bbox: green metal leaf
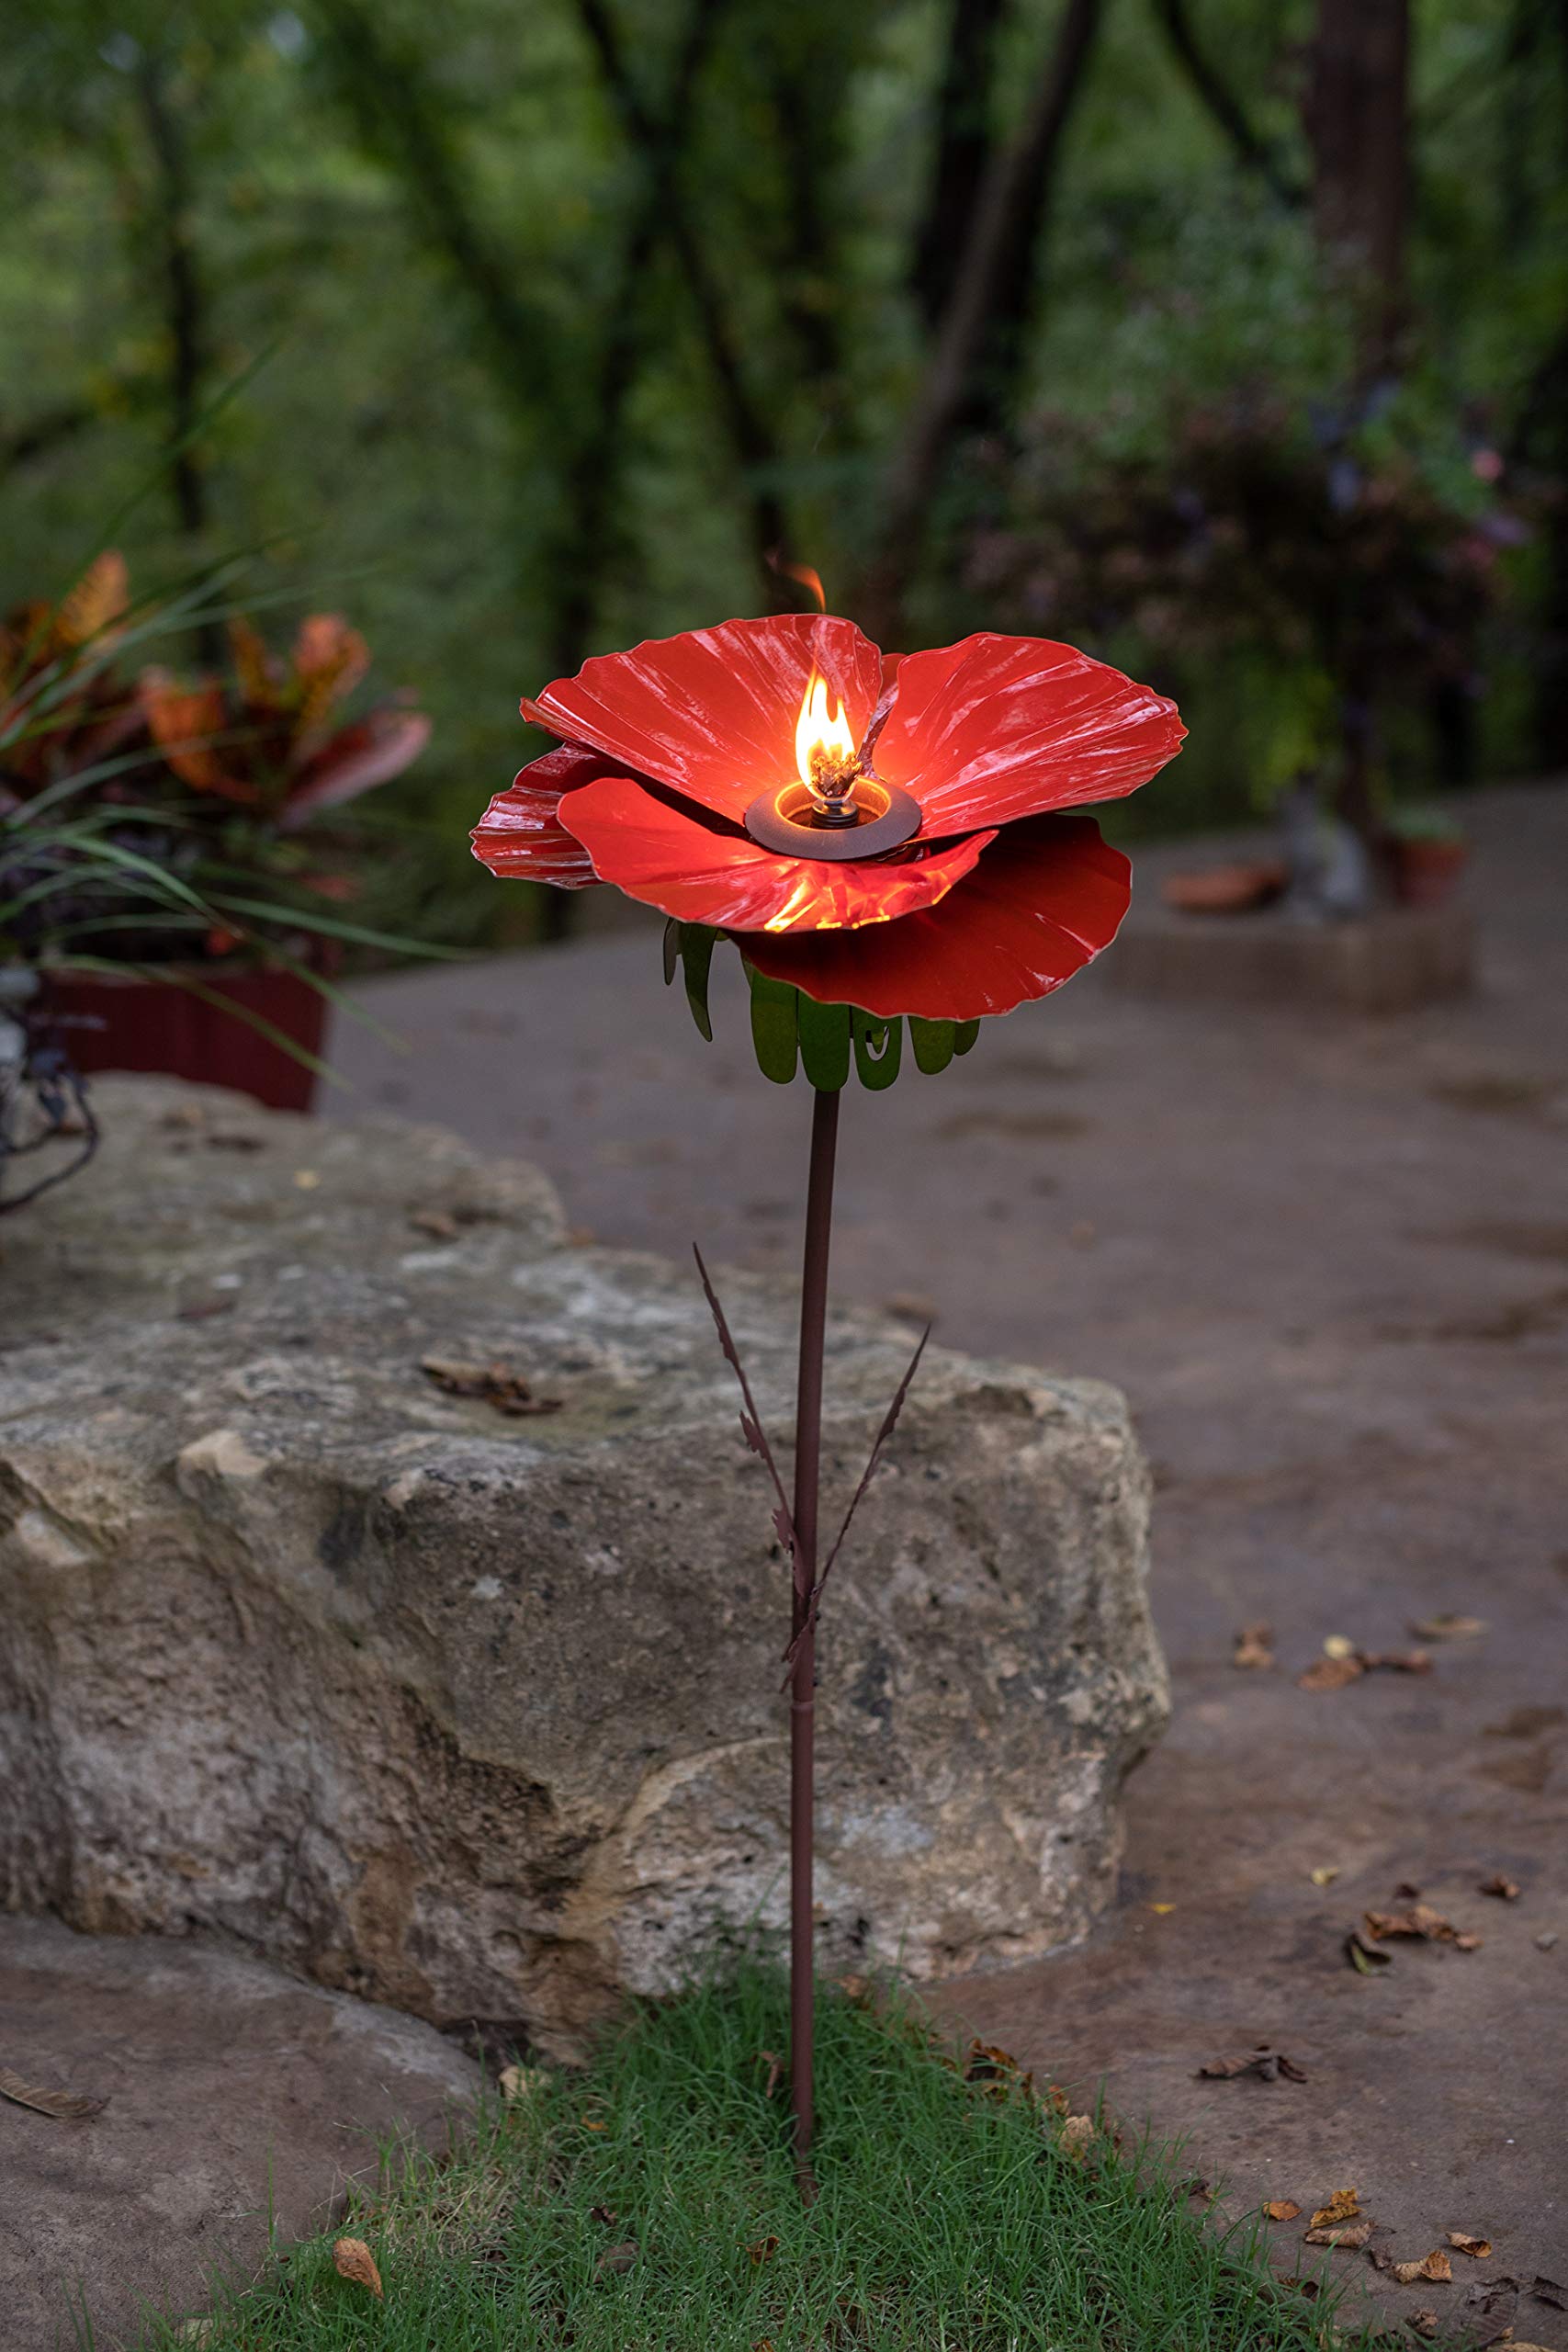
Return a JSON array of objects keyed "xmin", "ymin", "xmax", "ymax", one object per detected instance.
[
  {"xmin": 953, "ymin": 1019, "xmax": 981, "ymax": 1056},
  {"xmin": 662, "ymin": 918, "xmax": 680, "ymax": 987},
  {"xmin": 748, "ymin": 967, "xmax": 799, "ymax": 1084},
  {"xmin": 852, "ymin": 1009, "xmax": 903, "ymax": 1091},
  {"xmin": 908, "ymin": 1016, "xmax": 955, "ymax": 1075},
  {"xmin": 796, "ymin": 995, "xmax": 852, "ymax": 1092},
  {"xmin": 678, "ymin": 922, "xmax": 716, "ymax": 1042}
]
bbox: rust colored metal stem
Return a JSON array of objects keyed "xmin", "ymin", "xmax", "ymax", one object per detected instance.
[{"xmin": 790, "ymin": 1083, "xmax": 839, "ymax": 2187}]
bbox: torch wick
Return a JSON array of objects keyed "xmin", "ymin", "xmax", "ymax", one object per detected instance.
[{"xmin": 807, "ymin": 747, "xmax": 863, "ymax": 828}]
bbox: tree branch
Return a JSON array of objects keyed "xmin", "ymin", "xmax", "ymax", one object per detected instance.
[
  {"xmin": 571, "ymin": 0, "xmax": 789, "ymax": 581},
  {"xmin": 1150, "ymin": 0, "xmax": 1304, "ymax": 209},
  {"xmin": 860, "ymin": 0, "xmax": 1104, "ymax": 641},
  {"xmin": 313, "ymin": 0, "xmax": 558, "ymax": 407}
]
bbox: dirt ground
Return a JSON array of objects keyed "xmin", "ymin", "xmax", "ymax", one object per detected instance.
[{"xmin": 325, "ymin": 780, "xmax": 1568, "ymax": 2335}]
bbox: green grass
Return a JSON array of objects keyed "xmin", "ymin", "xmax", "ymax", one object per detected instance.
[{"xmin": 131, "ymin": 1962, "xmax": 1368, "ymax": 2352}]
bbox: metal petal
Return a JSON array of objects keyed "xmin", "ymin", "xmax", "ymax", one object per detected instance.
[
  {"xmin": 739, "ymin": 813, "xmax": 1131, "ymax": 1022},
  {"xmin": 469, "ymin": 745, "xmax": 608, "ymax": 887},
  {"xmin": 558, "ymin": 774, "xmax": 993, "ymax": 933},
  {"xmin": 525, "ymin": 614, "xmax": 886, "ymax": 824},
  {"xmin": 874, "ymin": 633, "xmax": 1183, "ymax": 838}
]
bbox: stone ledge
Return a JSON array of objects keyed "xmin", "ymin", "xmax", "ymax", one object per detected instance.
[
  {"xmin": 0, "ymin": 1078, "xmax": 1168, "ymax": 2052},
  {"xmin": 1109, "ymin": 902, "xmax": 1474, "ymax": 1014}
]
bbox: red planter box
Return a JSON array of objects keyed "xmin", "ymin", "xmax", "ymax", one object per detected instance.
[{"xmin": 47, "ymin": 963, "xmax": 328, "ymax": 1113}]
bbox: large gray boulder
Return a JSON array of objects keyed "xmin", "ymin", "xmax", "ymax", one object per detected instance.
[{"xmin": 0, "ymin": 1079, "xmax": 1167, "ymax": 2052}]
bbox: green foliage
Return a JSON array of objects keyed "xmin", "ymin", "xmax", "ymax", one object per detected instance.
[
  {"xmin": 2, "ymin": 0, "xmax": 1563, "ymax": 950},
  {"xmin": 667, "ymin": 923, "xmax": 980, "ymax": 1091},
  {"xmin": 127, "ymin": 1961, "xmax": 1384, "ymax": 2352}
]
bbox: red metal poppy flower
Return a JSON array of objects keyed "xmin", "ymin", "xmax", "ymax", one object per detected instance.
[{"xmin": 471, "ymin": 614, "xmax": 1182, "ymax": 1022}]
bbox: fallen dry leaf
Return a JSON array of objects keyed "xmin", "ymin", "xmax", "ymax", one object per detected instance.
[
  {"xmin": 420, "ymin": 1355, "xmax": 562, "ymax": 1417},
  {"xmin": 1300, "ymin": 1654, "xmax": 1365, "ymax": 1691},
  {"xmin": 0, "ymin": 2068, "xmax": 107, "ymax": 2120},
  {"xmin": 1234, "ymin": 1623, "xmax": 1276, "ymax": 1670},
  {"xmin": 1359, "ymin": 1648, "xmax": 1433, "ymax": 1675},
  {"xmin": 1409, "ymin": 2311, "xmax": 1440, "ymax": 2337},
  {"xmin": 1310, "ymin": 2189, "xmax": 1362, "ymax": 2229},
  {"xmin": 1363, "ymin": 1905, "xmax": 1480, "ymax": 1949},
  {"xmin": 1532, "ymin": 2277, "xmax": 1567, "ymax": 2311},
  {"xmin": 1265, "ymin": 2199, "xmax": 1303, "ymax": 2222},
  {"xmin": 1447, "ymin": 2233, "xmax": 1494, "ymax": 2259},
  {"xmin": 596, "ymin": 2241, "xmax": 638, "ymax": 2276},
  {"xmin": 836, "ymin": 1974, "xmax": 872, "ymax": 2005},
  {"xmin": 1346, "ymin": 1930, "xmax": 1393, "ymax": 1973},
  {"xmin": 581, "ymin": 2115, "xmax": 608, "ymax": 2132},
  {"xmin": 965, "ymin": 2040, "xmax": 1022, "ymax": 2081},
  {"xmin": 1198, "ymin": 2049, "xmax": 1307, "ymax": 2084},
  {"xmin": 589, "ymin": 2204, "xmax": 616, "ymax": 2227},
  {"xmin": 1479, "ymin": 1877, "xmax": 1520, "ymax": 1901},
  {"xmin": 498, "ymin": 2064, "xmax": 547, "ymax": 2100},
  {"xmin": 748, "ymin": 2235, "xmax": 780, "ymax": 2265},
  {"xmin": 1410, "ymin": 1612, "xmax": 1486, "ymax": 1641},
  {"xmin": 1057, "ymin": 2113, "xmax": 1096, "ymax": 2162},
  {"xmin": 333, "ymin": 2238, "xmax": 383, "ymax": 2299},
  {"xmin": 1393, "ymin": 2252, "xmax": 1453, "ymax": 2286},
  {"xmin": 1306, "ymin": 2220, "xmax": 1374, "ymax": 2250}
]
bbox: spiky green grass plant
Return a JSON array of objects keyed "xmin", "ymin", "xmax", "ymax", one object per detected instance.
[{"xmin": 126, "ymin": 1963, "xmax": 1368, "ymax": 2352}]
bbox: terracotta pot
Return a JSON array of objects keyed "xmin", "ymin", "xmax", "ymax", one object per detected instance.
[
  {"xmin": 1161, "ymin": 858, "xmax": 1288, "ymax": 915},
  {"xmin": 1390, "ymin": 835, "xmax": 1469, "ymax": 908},
  {"xmin": 45, "ymin": 959, "xmax": 330, "ymax": 1112}
]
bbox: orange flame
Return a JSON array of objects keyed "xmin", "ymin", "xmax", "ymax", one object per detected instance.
[
  {"xmin": 795, "ymin": 671, "xmax": 855, "ymax": 797},
  {"xmin": 769, "ymin": 554, "xmax": 827, "ymax": 612}
]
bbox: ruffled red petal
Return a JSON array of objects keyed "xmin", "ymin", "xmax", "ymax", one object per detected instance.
[
  {"xmin": 874, "ymin": 634, "xmax": 1183, "ymax": 837},
  {"xmin": 524, "ymin": 614, "xmax": 885, "ymax": 823},
  {"xmin": 558, "ymin": 773, "xmax": 994, "ymax": 933},
  {"xmin": 737, "ymin": 813, "xmax": 1130, "ymax": 1021},
  {"xmin": 469, "ymin": 744, "xmax": 609, "ymax": 887}
]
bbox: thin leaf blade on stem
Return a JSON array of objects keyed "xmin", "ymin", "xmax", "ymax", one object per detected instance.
[{"xmin": 693, "ymin": 1245, "xmax": 795, "ymax": 1554}]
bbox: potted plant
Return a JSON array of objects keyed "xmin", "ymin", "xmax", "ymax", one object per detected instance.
[
  {"xmin": 1, "ymin": 553, "xmax": 431, "ymax": 1114},
  {"xmin": 1382, "ymin": 802, "xmax": 1470, "ymax": 906}
]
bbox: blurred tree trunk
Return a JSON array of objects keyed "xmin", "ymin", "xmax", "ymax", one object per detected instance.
[
  {"xmin": 910, "ymin": 0, "xmax": 1009, "ymax": 331},
  {"xmin": 1304, "ymin": 0, "xmax": 1409, "ymax": 846},
  {"xmin": 1514, "ymin": 322, "xmax": 1568, "ymax": 772},
  {"xmin": 1512, "ymin": 2, "xmax": 1568, "ymax": 770},
  {"xmin": 133, "ymin": 53, "xmax": 225, "ymax": 667},
  {"xmin": 135, "ymin": 54, "xmax": 209, "ymax": 548},
  {"xmin": 860, "ymin": 0, "xmax": 1103, "ymax": 645},
  {"xmin": 1303, "ymin": 0, "xmax": 1410, "ymax": 374}
]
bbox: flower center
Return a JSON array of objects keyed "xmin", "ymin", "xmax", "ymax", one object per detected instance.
[
  {"xmin": 744, "ymin": 763, "xmax": 922, "ymax": 862},
  {"xmin": 740, "ymin": 665, "xmax": 923, "ymax": 861}
]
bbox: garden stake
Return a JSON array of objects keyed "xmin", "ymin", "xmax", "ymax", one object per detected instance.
[
  {"xmin": 788, "ymin": 1082, "xmax": 839, "ymax": 2184},
  {"xmin": 470, "ymin": 601, "xmax": 1184, "ymax": 2207}
]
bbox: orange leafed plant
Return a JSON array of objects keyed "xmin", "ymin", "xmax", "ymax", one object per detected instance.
[{"xmin": 142, "ymin": 612, "xmax": 430, "ymax": 830}]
